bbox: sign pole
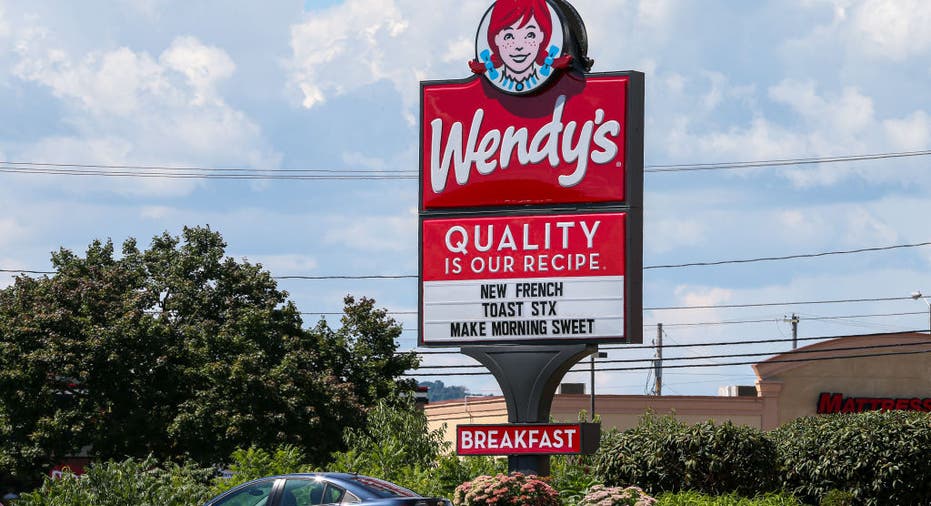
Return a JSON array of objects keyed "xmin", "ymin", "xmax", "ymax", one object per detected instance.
[
  {"xmin": 461, "ymin": 344, "xmax": 594, "ymax": 475},
  {"xmin": 417, "ymin": 0, "xmax": 644, "ymax": 479}
]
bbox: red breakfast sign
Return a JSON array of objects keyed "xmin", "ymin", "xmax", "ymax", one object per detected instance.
[
  {"xmin": 457, "ymin": 424, "xmax": 584, "ymax": 455},
  {"xmin": 421, "ymin": 74, "xmax": 635, "ymax": 209}
]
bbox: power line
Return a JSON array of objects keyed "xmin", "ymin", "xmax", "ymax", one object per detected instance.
[
  {"xmin": 1, "ymin": 266, "xmax": 920, "ymax": 317},
  {"xmin": 300, "ymin": 309, "xmax": 928, "ymax": 328},
  {"xmin": 412, "ymin": 335, "xmax": 931, "ymax": 371},
  {"xmin": 406, "ymin": 346, "xmax": 931, "ymax": 377},
  {"xmin": 643, "ymin": 149, "xmax": 931, "ymax": 173},
  {"xmin": 646, "ymin": 296, "xmax": 912, "ymax": 311},
  {"xmin": 2, "ymin": 148, "xmax": 929, "ymax": 179},
  {"xmin": 406, "ymin": 329, "xmax": 928, "ymax": 356},
  {"xmin": 278, "ymin": 275, "xmax": 417, "ymax": 280},
  {"xmin": 0, "ymin": 166, "xmax": 415, "ymax": 180},
  {"xmin": 644, "ymin": 242, "xmax": 931, "ymax": 270},
  {"xmin": 5, "ymin": 240, "xmax": 929, "ymax": 279}
]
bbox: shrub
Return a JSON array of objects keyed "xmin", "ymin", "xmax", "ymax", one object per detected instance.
[
  {"xmin": 769, "ymin": 410, "xmax": 931, "ymax": 505},
  {"xmin": 453, "ymin": 472, "xmax": 560, "ymax": 506},
  {"xmin": 579, "ymin": 484, "xmax": 657, "ymax": 505},
  {"xmin": 431, "ymin": 454, "xmax": 507, "ymax": 499},
  {"xmin": 210, "ymin": 445, "xmax": 312, "ymax": 495},
  {"xmin": 14, "ymin": 456, "xmax": 214, "ymax": 506},
  {"xmin": 595, "ymin": 414, "xmax": 778, "ymax": 496},
  {"xmin": 656, "ymin": 491, "xmax": 803, "ymax": 505},
  {"xmin": 325, "ymin": 399, "xmax": 453, "ymax": 496},
  {"xmin": 818, "ymin": 490, "xmax": 853, "ymax": 506},
  {"xmin": 549, "ymin": 454, "xmax": 602, "ymax": 503}
]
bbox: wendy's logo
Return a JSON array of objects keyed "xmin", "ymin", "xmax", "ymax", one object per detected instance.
[{"xmin": 470, "ymin": 0, "xmax": 573, "ymax": 95}]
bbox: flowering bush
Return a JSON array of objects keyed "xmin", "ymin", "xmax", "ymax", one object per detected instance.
[
  {"xmin": 453, "ymin": 472, "xmax": 560, "ymax": 506},
  {"xmin": 578, "ymin": 484, "xmax": 657, "ymax": 506}
]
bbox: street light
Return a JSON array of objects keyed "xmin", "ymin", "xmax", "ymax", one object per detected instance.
[{"xmin": 911, "ymin": 291, "xmax": 931, "ymax": 333}]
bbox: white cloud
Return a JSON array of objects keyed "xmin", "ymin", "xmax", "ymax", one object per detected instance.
[
  {"xmin": 661, "ymin": 76, "xmax": 931, "ymax": 189},
  {"xmin": 636, "ymin": 0, "xmax": 674, "ymax": 30},
  {"xmin": 323, "ymin": 211, "xmax": 416, "ymax": 253},
  {"xmin": 9, "ymin": 29, "xmax": 279, "ymax": 196},
  {"xmin": 768, "ymin": 79, "xmax": 873, "ymax": 137},
  {"xmin": 649, "ymin": 217, "xmax": 705, "ymax": 255},
  {"xmin": 0, "ymin": 2, "xmax": 9, "ymax": 40},
  {"xmin": 160, "ymin": 36, "xmax": 235, "ymax": 106},
  {"xmin": 851, "ymin": 0, "xmax": 931, "ymax": 60},
  {"xmin": 14, "ymin": 45, "xmax": 166, "ymax": 116},
  {"xmin": 288, "ymin": 0, "xmax": 487, "ymax": 111},
  {"xmin": 0, "ymin": 218, "xmax": 28, "ymax": 249},
  {"xmin": 675, "ymin": 285, "xmax": 734, "ymax": 308},
  {"xmin": 245, "ymin": 254, "xmax": 319, "ymax": 274},
  {"xmin": 882, "ymin": 111, "xmax": 931, "ymax": 150}
]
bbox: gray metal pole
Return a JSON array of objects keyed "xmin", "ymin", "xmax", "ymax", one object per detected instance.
[
  {"xmin": 590, "ymin": 353, "xmax": 595, "ymax": 422},
  {"xmin": 655, "ymin": 324, "xmax": 663, "ymax": 396}
]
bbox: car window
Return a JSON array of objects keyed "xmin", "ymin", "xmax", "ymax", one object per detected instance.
[
  {"xmin": 281, "ymin": 478, "xmax": 327, "ymax": 506},
  {"xmin": 341, "ymin": 491, "xmax": 361, "ymax": 504},
  {"xmin": 322, "ymin": 484, "xmax": 344, "ymax": 504},
  {"xmin": 348, "ymin": 476, "xmax": 419, "ymax": 498},
  {"xmin": 213, "ymin": 481, "xmax": 274, "ymax": 506}
]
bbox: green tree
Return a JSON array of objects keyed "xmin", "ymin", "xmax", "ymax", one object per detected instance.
[
  {"xmin": 0, "ymin": 226, "xmax": 415, "ymax": 487},
  {"xmin": 313, "ymin": 296, "xmax": 420, "ymax": 410}
]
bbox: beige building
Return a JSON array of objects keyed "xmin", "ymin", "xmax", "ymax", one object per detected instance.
[{"xmin": 425, "ymin": 332, "xmax": 931, "ymax": 444}]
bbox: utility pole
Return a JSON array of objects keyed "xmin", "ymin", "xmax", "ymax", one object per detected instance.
[
  {"xmin": 589, "ymin": 350, "xmax": 607, "ymax": 421},
  {"xmin": 785, "ymin": 314, "xmax": 799, "ymax": 349},
  {"xmin": 653, "ymin": 323, "xmax": 663, "ymax": 396}
]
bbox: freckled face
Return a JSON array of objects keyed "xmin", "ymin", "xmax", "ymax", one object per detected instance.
[{"xmin": 493, "ymin": 15, "xmax": 543, "ymax": 75}]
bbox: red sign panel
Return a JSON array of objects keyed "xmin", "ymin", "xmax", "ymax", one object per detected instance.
[
  {"xmin": 457, "ymin": 424, "xmax": 584, "ymax": 455},
  {"xmin": 422, "ymin": 212, "xmax": 625, "ymax": 282},
  {"xmin": 817, "ymin": 392, "xmax": 931, "ymax": 414},
  {"xmin": 420, "ymin": 212, "xmax": 627, "ymax": 345},
  {"xmin": 421, "ymin": 74, "xmax": 634, "ymax": 210}
]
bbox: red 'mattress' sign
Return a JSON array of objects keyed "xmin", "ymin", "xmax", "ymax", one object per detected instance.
[
  {"xmin": 421, "ymin": 73, "xmax": 640, "ymax": 210},
  {"xmin": 817, "ymin": 392, "xmax": 931, "ymax": 414},
  {"xmin": 420, "ymin": 212, "xmax": 627, "ymax": 345},
  {"xmin": 457, "ymin": 424, "xmax": 587, "ymax": 455}
]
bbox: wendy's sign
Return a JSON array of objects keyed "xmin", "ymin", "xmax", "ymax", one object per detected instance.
[
  {"xmin": 421, "ymin": 0, "xmax": 643, "ymax": 211},
  {"xmin": 472, "ymin": 0, "xmax": 568, "ymax": 95},
  {"xmin": 418, "ymin": 0, "xmax": 643, "ymax": 347},
  {"xmin": 421, "ymin": 74, "xmax": 642, "ymax": 210}
]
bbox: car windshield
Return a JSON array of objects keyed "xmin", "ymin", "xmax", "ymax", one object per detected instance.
[{"xmin": 349, "ymin": 476, "xmax": 419, "ymax": 498}]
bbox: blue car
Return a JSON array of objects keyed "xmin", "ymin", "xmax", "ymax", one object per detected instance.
[{"xmin": 203, "ymin": 473, "xmax": 452, "ymax": 506}]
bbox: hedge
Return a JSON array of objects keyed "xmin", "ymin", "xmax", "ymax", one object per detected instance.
[
  {"xmin": 595, "ymin": 414, "xmax": 779, "ymax": 496},
  {"xmin": 769, "ymin": 410, "xmax": 931, "ymax": 505}
]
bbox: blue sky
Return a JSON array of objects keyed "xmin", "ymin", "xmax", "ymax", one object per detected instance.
[{"xmin": 1, "ymin": 0, "xmax": 930, "ymax": 396}]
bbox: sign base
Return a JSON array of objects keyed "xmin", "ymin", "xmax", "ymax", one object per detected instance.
[{"xmin": 461, "ymin": 344, "xmax": 595, "ymax": 475}]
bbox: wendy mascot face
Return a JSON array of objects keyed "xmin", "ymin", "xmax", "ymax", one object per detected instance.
[{"xmin": 474, "ymin": 0, "xmax": 566, "ymax": 94}]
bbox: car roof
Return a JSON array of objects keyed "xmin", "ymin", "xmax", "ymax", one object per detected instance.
[{"xmin": 221, "ymin": 472, "xmax": 422, "ymax": 500}]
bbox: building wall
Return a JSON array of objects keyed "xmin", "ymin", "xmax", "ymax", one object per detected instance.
[
  {"xmin": 426, "ymin": 393, "xmax": 767, "ymax": 447},
  {"xmin": 425, "ymin": 333, "xmax": 931, "ymax": 444},
  {"xmin": 753, "ymin": 332, "xmax": 931, "ymax": 427}
]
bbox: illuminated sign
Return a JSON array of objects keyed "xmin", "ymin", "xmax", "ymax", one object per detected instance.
[
  {"xmin": 417, "ymin": 0, "xmax": 643, "ymax": 347},
  {"xmin": 420, "ymin": 212, "xmax": 630, "ymax": 345},
  {"xmin": 420, "ymin": 74, "xmax": 641, "ymax": 210},
  {"xmin": 457, "ymin": 423, "xmax": 599, "ymax": 455}
]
